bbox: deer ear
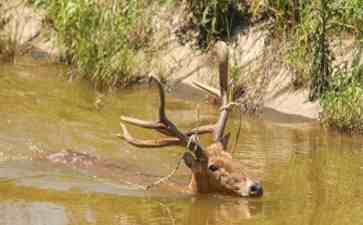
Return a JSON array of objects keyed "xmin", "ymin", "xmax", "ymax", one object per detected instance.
[
  {"xmin": 220, "ymin": 133, "xmax": 231, "ymax": 150},
  {"xmin": 183, "ymin": 152, "xmax": 196, "ymax": 169}
]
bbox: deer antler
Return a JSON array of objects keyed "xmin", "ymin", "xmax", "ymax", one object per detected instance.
[
  {"xmin": 119, "ymin": 75, "xmax": 208, "ymax": 159},
  {"xmin": 119, "ymin": 123, "xmax": 182, "ymax": 147},
  {"xmin": 118, "ymin": 123, "xmax": 216, "ymax": 147},
  {"xmin": 121, "ymin": 116, "xmax": 216, "ymax": 137},
  {"xmin": 120, "ymin": 41, "xmax": 231, "ymax": 155},
  {"xmin": 210, "ymin": 41, "xmax": 230, "ymax": 142},
  {"xmin": 192, "ymin": 81, "xmax": 220, "ymax": 98}
]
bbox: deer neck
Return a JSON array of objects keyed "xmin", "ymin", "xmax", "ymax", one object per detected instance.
[{"xmin": 188, "ymin": 165, "xmax": 211, "ymax": 193}]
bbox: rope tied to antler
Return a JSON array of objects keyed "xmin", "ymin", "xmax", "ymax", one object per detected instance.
[{"xmin": 186, "ymin": 133, "xmax": 201, "ymax": 152}]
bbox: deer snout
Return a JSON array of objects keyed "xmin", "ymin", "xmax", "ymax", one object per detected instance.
[
  {"xmin": 248, "ymin": 182, "xmax": 263, "ymax": 197},
  {"xmin": 232, "ymin": 177, "xmax": 263, "ymax": 197}
]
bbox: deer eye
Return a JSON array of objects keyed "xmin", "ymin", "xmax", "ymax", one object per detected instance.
[{"xmin": 208, "ymin": 165, "xmax": 219, "ymax": 172}]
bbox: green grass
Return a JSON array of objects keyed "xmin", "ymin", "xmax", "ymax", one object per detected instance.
[
  {"xmin": 29, "ymin": 0, "xmax": 157, "ymax": 89},
  {"xmin": 185, "ymin": 0, "xmax": 249, "ymax": 47},
  {"xmin": 0, "ymin": 3, "xmax": 15, "ymax": 63},
  {"xmin": 320, "ymin": 64, "xmax": 363, "ymax": 134},
  {"xmin": 24, "ymin": 0, "xmax": 363, "ymax": 133}
]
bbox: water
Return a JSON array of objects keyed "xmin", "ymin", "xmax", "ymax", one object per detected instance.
[{"xmin": 0, "ymin": 57, "xmax": 363, "ymax": 225}]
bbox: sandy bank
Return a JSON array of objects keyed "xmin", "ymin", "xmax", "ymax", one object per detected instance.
[{"xmin": 1, "ymin": 1, "xmax": 321, "ymax": 120}]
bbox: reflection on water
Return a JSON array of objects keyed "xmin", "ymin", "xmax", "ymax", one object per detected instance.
[
  {"xmin": 0, "ymin": 57, "xmax": 363, "ymax": 225},
  {"xmin": 0, "ymin": 202, "xmax": 68, "ymax": 225},
  {"xmin": 0, "ymin": 181, "xmax": 261, "ymax": 225}
]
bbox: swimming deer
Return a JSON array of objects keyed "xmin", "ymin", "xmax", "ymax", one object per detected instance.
[{"xmin": 119, "ymin": 41, "xmax": 263, "ymax": 197}]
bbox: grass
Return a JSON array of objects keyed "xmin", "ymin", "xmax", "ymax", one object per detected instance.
[
  {"xmin": 12, "ymin": 0, "xmax": 363, "ymax": 133},
  {"xmin": 249, "ymin": 0, "xmax": 363, "ymax": 133},
  {"xmin": 29, "ymin": 0, "xmax": 159, "ymax": 89},
  {"xmin": 320, "ymin": 64, "xmax": 363, "ymax": 133},
  {"xmin": 184, "ymin": 0, "xmax": 249, "ymax": 47},
  {"xmin": 0, "ymin": 2, "xmax": 15, "ymax": 63}
]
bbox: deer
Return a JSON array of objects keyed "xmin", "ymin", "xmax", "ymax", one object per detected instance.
[{"xmin": 119, "ymin": 41, "xmax": 263, "ymax": 198}]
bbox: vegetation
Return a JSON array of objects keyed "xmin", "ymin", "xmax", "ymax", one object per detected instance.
[
  {"xmin": 29, "ymin": 0, "xmax": 158, "ymax": 88},
  {"xmin": 185, "ymin": 0, "xmax": 249, "ymax": 47},
  {"xmin": 307, "ymin": 0, "xmax": 362, "ymax": 132},
  {"xmin": 0, "ymin": 0, "xmax": 361, "ymax": 133},
  {"xmin": 320, "ymin": 69, "xmax": 363, "ymax": 133},
  {"xmin": 320, "ymin": 46, "xmax": 363, "ymax": 133},
  {"xmin": 307, "ymin": 0, "xmax": 334, "ymax": 101},
  {"xmin": 249, "ymin": 0, "xmax": 363, "ymax": 132},
  {"xmin": 184, "ymin": 0, "xmax": 363, "ymax": 133},
  {"xmin": 0, "ymin": 2, "xmax": 15, "ymax": 62}
]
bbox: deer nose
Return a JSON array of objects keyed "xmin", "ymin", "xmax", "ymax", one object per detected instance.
[{"xmin": 249, "ymin": 182, "xmax": 263, "ymax": 197}]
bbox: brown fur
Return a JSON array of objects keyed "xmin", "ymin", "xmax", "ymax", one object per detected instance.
[{"xmin": 184, "ymin": 142, "xmax": 259, "ymax": 197}]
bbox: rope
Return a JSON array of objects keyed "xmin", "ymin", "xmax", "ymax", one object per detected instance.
[
  {"xmin": 119, "ymin": 153, "xmax": 185, "ymax": 191},
  {"xmin": 186, "ymin": 133, "xmax": 200, "ymax": 152},
  {"xmin": 126, "ymin": 134, "xmax": 201, "ymax": 191},
  {"xmin": 144, "ymin": 154, "xmax": 184, "ymax": 190}
]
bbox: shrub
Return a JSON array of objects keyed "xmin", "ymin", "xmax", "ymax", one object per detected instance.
[
  {"xmin": 0, "ymin": 3, "xmax": 15, "ymax": 63},
  {"xmin": 185, "ymin": 0, "xmax": 249, "ymax": 47},
  {"xmin": 251, "ymin": 0, "xmax": 363, "ymax": 88},
  {"xmin": 30, "ymin": 0, "xmax": 155, "ymax": 88},
  {"xmin": 320, "ymin": 68, "xmax": 363, "ymax": 133},
  {"xmin": 307, "ymin": 0, "xmax": 335, "ymax": 101}
]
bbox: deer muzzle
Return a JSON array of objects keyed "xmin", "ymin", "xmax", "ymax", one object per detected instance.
[
  {"xmin": 248, "ymin": 182, "xmax": 263, "ymax": 197},
  {"xmin": 227, "ymin": 176, "xmax": 263, "ymax": 198}
]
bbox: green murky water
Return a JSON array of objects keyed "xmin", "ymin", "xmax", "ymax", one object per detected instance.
[{"xmin": 0, "ymin": 57, "xmax": 363, "ymax": 225}]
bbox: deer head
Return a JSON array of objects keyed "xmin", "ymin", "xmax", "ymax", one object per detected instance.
[{"xmin": 119, "ymin": 41, "xmax": 263, "ymax": 197}]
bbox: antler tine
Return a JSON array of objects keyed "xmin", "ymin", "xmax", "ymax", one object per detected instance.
[
  {"xmin": 153, "ymin": 75, "xmax": 167, "ymax": 121},
  {"xmin": 192, "ymin": 81, "xmax": 220, "ymax": 98},
  {"xmin": 121, "ymin": 115, "xmax": 214, "ymax": 135},
  {"xmin": 119, "ymin": 123, "xmax": 182, "ymax": 147},
  {"xmin": 120, "ymin": 75, "xmax": 206, "ymax": 160},
  {"xmin": 120, "ymin": 116, "xmax": 165, "ymax": 129},
  {"xmin": 213, "ymin": 41, "xmax": 230, "ymax": 142},
  {"xmin": 120, "ymin": 75, "xmax": 171, "ymax": 136},
  {"xmin": 186, "ymin": 124, "xmax": 216, "ymax": 136},
  {"xmin": 119, "ymin": 122, "xmax": 215, "ymax": 148},
  {"xmin": 150, "ymin": 75, "xmax": 206, "ymax": 159}
]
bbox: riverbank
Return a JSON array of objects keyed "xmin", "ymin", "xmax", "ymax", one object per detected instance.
[{"xmin": 1, "ymin": 0, "xmax": 362, "ymax": 124}]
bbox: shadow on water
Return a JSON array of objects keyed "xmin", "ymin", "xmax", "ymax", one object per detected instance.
[{"xmin": 0, "ymin": 57, "xmax": 363, "ymax": 225}]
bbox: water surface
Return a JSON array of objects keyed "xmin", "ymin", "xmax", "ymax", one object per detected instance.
[{"xmin": 0, "ymin": 57, "xmax": 363, "ymax": 225}]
